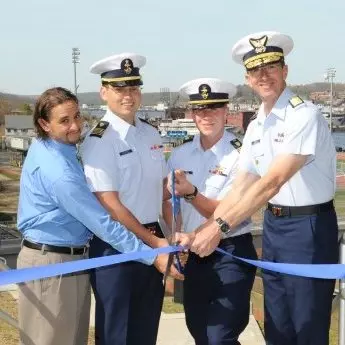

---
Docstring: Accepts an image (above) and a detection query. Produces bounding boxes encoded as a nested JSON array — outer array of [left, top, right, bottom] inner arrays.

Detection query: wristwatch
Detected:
[[184, 185, 198, 202], [215, 217, 231, 238]]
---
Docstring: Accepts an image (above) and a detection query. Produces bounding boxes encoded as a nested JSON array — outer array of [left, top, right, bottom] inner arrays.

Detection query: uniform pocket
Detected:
[[150, 147, 164, 161], [251, 144, 264, 175], [252, 144, 264, 158], [205, 174, 226, 190], [205, 174, 227, 198]]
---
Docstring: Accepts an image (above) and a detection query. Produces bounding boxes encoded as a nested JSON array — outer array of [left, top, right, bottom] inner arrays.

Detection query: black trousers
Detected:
[[262, 209, 339, 345], [183, 233, 257, 345], [89, 236, 164, 345]]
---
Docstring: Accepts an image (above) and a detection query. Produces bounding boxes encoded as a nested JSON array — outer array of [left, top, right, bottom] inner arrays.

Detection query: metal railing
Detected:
[[0, 257, 19, 329]]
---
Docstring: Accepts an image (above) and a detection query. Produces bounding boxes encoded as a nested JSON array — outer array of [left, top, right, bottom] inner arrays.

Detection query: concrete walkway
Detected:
[[157, 313, 265, 345], [90, 294, 265, 345], [5, 286, 265, 345]]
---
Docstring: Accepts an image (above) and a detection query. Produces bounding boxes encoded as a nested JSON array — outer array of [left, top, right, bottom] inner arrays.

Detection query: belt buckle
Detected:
[[272, 206, 282, 217], [71, 246, 88, 255]]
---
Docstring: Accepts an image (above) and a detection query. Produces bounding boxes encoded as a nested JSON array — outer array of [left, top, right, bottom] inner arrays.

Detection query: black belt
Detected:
[[143, 222, 164, 238], [23, 239, 88, 255], [267, 200, 334, 217]]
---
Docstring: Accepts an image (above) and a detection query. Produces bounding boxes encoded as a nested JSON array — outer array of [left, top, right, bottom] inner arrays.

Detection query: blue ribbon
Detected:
[[171, 170, 184, 273], [216, 248, 344, 279], [0, 246, 179, 286], [0, 245, 344, 287], [171, 170, 181, 220]]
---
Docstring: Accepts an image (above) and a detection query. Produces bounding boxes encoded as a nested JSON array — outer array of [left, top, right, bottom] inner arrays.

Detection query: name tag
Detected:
[[251, 139, 260, 146], [119, 149, 133, 156]]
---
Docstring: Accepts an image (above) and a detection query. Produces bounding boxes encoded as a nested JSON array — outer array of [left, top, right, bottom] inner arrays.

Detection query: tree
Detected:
[[19, 103, 33, 115], [0, 98, 12, 116]]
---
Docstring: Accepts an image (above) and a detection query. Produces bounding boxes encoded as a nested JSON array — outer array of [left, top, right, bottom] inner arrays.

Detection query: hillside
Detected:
[[2, 82, 345, 108]]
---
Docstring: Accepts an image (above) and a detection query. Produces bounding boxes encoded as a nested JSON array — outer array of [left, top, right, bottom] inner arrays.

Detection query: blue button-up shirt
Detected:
[[17, 139, 153, 264]]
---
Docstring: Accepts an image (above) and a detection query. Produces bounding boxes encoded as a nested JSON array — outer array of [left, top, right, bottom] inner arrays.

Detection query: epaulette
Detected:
[[90, 121, 109, 138], [230, 138, 242, 153], [250, 112, 258, 121], [182, 137, 194, 144], [289, 96, 304, 109], [139, 118, 158, 129]]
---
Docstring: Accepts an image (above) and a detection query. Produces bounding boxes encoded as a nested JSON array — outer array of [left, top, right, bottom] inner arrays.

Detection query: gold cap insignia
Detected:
[[199, 84, 211, 100], [121, 58, 133, 75], [249, 35, 268, 54]]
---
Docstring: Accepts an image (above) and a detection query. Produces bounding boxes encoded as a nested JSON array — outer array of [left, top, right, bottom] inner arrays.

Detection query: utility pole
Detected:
[[72, 48, 80, 97], [324, 67, 336, 132]]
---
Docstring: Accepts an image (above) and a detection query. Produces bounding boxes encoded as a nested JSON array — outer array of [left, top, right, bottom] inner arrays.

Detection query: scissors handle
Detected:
[[174, 254, 184, 274]]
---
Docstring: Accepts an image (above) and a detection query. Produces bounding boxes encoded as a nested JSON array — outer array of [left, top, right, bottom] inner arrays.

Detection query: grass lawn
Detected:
[[336, 189, 345, 203], [0, 292, 97, 345], [0, 292, 184, 345], [335, 189, 345, 218], [162, 296, 184, 313]]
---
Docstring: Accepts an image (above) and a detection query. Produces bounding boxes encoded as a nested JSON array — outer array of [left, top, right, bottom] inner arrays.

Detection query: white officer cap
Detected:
[[90, 52, 146, 86], [232, 31, 293, 71], [179, 78, 236, 109]]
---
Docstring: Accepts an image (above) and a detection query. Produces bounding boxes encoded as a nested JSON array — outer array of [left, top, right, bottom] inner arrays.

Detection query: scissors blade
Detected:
[[158, 215, 172, 243], [162, 170, 180, 286], [158, 214, 174, 286], [163, 252, 174, 287]]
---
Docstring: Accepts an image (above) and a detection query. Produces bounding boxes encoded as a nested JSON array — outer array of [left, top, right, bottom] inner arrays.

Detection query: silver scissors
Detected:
[[159, 170, 184, 286]]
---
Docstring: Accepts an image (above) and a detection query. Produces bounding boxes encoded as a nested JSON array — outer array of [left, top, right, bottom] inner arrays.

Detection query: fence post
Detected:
[[339, 233, 345, 345]]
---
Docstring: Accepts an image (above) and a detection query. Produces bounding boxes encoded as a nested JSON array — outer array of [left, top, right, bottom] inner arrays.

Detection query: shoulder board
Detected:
[[230, 138, 242, 153], [289, 96, 304, 108], [250, 112, 258, 121], [182, 137, 193, 144], [139, 118, 158, 129], [90, 121, 109, 138]]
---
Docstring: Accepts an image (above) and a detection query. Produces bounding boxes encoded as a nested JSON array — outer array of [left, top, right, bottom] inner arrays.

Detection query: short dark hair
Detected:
[[33, 87, 78, 139]]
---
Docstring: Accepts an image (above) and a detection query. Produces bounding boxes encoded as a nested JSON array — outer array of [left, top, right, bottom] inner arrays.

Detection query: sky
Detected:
[[1, 0, 344, 95]]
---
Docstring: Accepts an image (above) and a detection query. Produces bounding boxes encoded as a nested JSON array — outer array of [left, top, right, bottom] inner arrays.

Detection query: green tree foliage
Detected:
[[0, 98, 12, 117], [19, 103, 33, 115]]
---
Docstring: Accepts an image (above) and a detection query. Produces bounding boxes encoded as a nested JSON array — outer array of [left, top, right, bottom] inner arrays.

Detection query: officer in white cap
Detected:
[[81, 53, 183, 345], [176, 32, 338, 345], [165, 78, 257, 344]]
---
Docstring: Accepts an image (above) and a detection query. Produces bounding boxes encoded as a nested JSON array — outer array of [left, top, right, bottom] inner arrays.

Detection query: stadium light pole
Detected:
[[324, 67, 336, 133], [72, 48, 80, 97]]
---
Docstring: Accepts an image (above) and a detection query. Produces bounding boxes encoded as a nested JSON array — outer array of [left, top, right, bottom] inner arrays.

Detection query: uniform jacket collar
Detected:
[[192, 131, 229, 159], [257, 87, 294, 122], [103, 108, 143, 140]]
